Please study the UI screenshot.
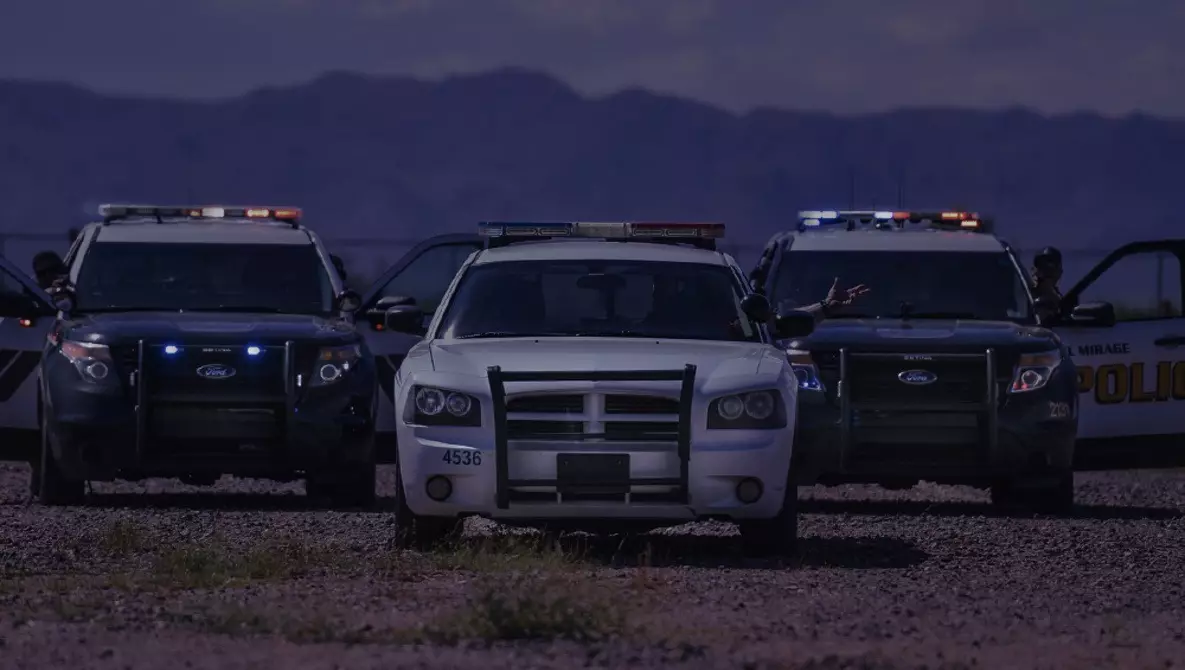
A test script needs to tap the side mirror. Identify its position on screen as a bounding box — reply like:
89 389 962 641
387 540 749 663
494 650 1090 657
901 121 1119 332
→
54 293 75 315
367 296 417 330
335 289 362 313
384 304 425 335
773 309 816 339
740 293 771 323
1067 301 1116 328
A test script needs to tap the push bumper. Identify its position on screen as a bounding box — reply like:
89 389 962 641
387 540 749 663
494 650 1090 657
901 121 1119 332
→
396 365 795 524
793 348 1077 486
46 340 376 481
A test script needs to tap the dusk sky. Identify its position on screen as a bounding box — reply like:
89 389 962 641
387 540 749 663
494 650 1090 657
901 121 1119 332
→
3 0 1183 117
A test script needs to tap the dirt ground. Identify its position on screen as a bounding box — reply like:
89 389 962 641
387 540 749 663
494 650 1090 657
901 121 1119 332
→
2 463 1183 669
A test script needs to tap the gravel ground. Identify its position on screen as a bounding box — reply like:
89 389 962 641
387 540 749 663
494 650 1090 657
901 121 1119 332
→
2 463 1184 669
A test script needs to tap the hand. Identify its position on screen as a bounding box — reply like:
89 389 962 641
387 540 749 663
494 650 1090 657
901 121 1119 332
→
824 277 870 307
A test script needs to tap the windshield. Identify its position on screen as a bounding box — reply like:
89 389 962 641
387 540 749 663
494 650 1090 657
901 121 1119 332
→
436 259 761 342
771 251 1032 321
74 242 335 314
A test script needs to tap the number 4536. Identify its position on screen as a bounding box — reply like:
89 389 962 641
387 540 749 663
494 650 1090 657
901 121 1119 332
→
441 449 482 465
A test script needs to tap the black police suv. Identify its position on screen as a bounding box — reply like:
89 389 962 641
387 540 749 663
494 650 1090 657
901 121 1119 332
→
34 205 378 506
752 210 1114 511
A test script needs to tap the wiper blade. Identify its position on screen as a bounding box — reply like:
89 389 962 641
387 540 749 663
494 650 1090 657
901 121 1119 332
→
573 330 656 338
454 331 566 339
900 312 979 319
75 306 180 313
184 306 293 314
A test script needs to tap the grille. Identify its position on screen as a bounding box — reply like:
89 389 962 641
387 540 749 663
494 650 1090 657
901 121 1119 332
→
604 421 678 441
506 394 583 413
113 343 291 401
605 394 678 414
507 420 583 439
848 357 987 405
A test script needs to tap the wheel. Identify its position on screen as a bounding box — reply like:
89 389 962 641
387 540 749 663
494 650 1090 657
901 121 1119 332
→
738 484 799 558
391 460 462 550
991 471 1074 513
38 413 85 506
305 462 377 508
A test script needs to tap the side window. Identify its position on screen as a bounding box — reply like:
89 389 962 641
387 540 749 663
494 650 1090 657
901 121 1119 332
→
377 243 479 313
1077 250 1182 321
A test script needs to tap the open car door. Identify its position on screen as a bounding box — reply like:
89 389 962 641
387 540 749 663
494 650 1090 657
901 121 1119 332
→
357 234 484 462
0 255 58 461
1053 239 1185 470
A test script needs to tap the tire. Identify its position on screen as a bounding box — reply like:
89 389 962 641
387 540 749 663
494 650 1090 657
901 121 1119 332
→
991 471 1074 513
391 460 462 551
38 413 85 506
305 462 377 509
738 484 799 558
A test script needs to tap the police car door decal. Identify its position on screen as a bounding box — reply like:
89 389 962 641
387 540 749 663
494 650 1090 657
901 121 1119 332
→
1056 243 1185 440
358 236 483 440
0 254 57 439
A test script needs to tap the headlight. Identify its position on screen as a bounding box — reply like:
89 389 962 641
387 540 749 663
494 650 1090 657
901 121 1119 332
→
786 349 825 392
311 343 362 387
59 340 113 383
1009 349 1062 393
707 389 787 429
403 385 482 427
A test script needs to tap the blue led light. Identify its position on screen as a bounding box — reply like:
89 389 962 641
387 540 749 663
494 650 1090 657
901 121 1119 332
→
163 345 179 355
246 346 262 356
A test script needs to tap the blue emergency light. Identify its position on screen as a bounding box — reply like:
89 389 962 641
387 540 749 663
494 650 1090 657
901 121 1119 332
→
478 221 725 250
796 209 991 233
99 204 302 227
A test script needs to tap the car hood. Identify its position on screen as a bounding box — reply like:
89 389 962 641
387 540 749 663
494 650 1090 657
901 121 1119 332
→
64 311 358 346
427 337 785 387
783 318 1058 353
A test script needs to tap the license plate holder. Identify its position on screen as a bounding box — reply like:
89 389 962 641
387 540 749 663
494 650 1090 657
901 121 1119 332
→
556 453 631 495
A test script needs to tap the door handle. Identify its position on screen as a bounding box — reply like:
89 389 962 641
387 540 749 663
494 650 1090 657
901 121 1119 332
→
1154 335 1185 347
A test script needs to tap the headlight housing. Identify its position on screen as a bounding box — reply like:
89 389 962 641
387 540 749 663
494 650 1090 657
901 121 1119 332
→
786 349 825 392
707 389 787 429
311 343 362 387
1009 349 1062 393
403 385 482 427
59 340 113 383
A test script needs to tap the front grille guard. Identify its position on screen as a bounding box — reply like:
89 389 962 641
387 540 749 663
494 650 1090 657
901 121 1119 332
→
486 364 697 510
836 348 998 467
131 339 299 457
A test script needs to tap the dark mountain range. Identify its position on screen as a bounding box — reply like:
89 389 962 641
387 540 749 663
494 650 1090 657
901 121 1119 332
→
0 68 1182 280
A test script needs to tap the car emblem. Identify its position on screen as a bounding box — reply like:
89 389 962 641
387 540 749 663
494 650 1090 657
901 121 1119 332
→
898 369 938 385
196 363 237 380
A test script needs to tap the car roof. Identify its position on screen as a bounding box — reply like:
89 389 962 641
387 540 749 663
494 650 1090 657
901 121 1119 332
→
472 240 732 265
787 229 1006 253
92 222 314 245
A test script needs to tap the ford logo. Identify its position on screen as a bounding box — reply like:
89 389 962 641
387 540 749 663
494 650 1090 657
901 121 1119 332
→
898 369 938 385
196 363 236 380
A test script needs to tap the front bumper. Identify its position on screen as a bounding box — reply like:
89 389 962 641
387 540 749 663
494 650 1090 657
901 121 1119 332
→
793 348 1077 486
396 365 795 523
45 340 377 480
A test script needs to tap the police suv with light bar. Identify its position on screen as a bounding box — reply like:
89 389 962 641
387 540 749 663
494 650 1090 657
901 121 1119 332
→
750 209 1107 511
383 220 815 556
0 204 378 506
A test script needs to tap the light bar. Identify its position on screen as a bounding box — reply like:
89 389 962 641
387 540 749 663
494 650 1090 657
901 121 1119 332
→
796 209 989 233
99 204 302 225
478 221 725 247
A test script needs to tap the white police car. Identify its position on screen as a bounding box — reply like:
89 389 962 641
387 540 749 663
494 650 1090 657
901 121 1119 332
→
384 221 815 555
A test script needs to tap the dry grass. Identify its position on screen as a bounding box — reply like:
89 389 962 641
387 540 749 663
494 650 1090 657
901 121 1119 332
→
423 571 628 643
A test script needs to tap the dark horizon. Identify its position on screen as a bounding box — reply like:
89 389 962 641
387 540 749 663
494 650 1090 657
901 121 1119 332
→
3 0 1184 118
